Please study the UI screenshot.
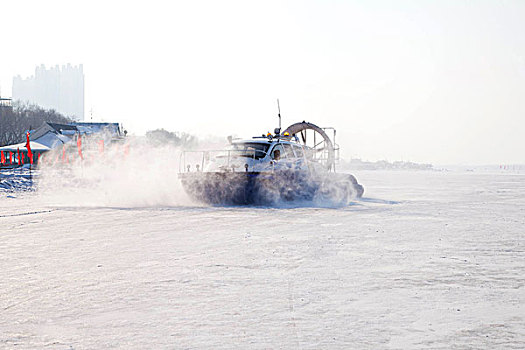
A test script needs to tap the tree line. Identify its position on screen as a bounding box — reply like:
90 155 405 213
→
0 102 73 146
0 101 199 149
145 128 198 148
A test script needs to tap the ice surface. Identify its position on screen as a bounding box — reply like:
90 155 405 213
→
1 170 524 349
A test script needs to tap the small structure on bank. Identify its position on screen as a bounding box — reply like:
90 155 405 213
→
0 121 125 168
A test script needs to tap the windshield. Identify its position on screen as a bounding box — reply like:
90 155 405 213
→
230 142 270 159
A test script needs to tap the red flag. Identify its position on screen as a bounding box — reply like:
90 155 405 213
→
17 148 23 165
98 139 104 154
25 132 33 165
38 153 42 164
62 145 67 163
0 151 5 165
77 134 83 160
9 151 13 165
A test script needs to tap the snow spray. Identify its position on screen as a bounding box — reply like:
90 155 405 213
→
36 134 196 207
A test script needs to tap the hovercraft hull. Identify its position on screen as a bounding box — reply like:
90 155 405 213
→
179 171 363 205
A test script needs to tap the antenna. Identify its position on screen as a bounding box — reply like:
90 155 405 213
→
277 99 281 131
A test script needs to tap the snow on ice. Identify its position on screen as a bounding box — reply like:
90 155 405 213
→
1 168 524 349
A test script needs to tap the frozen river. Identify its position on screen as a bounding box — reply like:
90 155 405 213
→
1 170 524 349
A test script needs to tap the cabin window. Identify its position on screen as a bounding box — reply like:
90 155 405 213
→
282 144 295 158
293 145 304 158
271 144 285 160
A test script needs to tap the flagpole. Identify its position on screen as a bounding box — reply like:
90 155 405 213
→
77 132 84 178
25 131 33 185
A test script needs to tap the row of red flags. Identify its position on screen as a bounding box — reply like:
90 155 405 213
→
0 132 129 167
0 132 34 166
0 148 34 166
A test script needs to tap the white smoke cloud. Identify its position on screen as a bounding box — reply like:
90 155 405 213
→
36 135 194 208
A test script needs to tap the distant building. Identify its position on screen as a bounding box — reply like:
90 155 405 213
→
12 64 84 120
29 121 124 150
0 96 13 122
0 96 12 110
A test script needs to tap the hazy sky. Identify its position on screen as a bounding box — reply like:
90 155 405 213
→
1 0 524 164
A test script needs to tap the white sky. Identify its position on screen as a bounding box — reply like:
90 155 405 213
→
1 0 524 164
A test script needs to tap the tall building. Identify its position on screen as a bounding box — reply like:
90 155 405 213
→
12 64 84 120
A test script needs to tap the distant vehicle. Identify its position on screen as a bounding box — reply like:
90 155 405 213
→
179 121 364 205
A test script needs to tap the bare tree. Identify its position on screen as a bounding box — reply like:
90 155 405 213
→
0 101 73 146
145 128 197 149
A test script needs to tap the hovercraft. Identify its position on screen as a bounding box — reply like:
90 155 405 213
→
178 121 364 205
